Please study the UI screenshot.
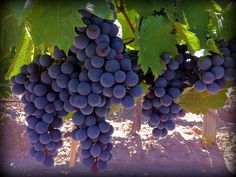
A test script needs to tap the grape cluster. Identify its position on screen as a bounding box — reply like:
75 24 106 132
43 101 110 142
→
134 38 236 138
67 9 143 170
141 53 186 138
11 49 68 167
194 38 236 94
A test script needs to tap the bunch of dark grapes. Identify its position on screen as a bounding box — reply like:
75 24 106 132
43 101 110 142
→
141 53 186 138
193 38 236 94
67 9 143 171
11 48 68 167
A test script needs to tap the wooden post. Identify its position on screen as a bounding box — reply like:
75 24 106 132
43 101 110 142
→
202 109 217 144
130 99 142 134
69 140 78 167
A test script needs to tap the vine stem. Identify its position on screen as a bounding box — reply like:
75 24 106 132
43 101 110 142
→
124 38 135 45
0 99 21 102
115 0 135 34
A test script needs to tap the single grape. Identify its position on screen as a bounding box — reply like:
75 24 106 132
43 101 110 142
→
91 55 105 68
80 105 94 115
99 22 111 35
95 34 110 44
77 82 91 96
211 66 224 80
197 57 212 70
87 126 100 139
167 87 181 99
88 93 102 107
114 70 126 83
129 85 144 98
168 59 179 70
111 40 124 53
120 57 131 71
96 43 110 57
124 71 139 87
88 67 103 82
161 53 171 64
152 128 162 137
122 95 135 110
105 60 120 73
85 42 96 57
39 55 52 67
194 81 207 92
53 46 65 60
100 73 115 87
154 87 165 97
202 72 215 84
81 139 92 149
90 144 102 157
212 55 224 66
160 95 172 106
74 34 89 49
165 120 175 131
113 85 126 99
207 82 219 94
61 62 75 75
75 129 87 141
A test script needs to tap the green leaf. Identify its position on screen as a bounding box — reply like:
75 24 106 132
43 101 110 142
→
87 0 113 20
190 28 208 49
6 31 34 80
0 4 24 58
217 5 236 41
0 4 24 93
5 0 32 24
206 38 220 54
125 0 175 19
136 16 177 77
212 1 222 12
179 87 228 115
0 48 16 98
214 0 231 9
176 0 212 30
28 0 112 52
174 22 201 53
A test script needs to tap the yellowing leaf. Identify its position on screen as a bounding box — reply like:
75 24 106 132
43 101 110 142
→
179 87 228 115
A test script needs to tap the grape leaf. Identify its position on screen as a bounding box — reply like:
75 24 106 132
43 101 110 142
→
0 3 25 96
0 5 24 59
179 87 228 115
214 0 231 9
206 38 220 54
5 0 32 24
175 0 212 29
174 22 201 53
136 16 177 77
189 28 208 49
28 0 112 51
0 48 16 98
85 0 114 20
125 0 175 20
217 4 236 41
6 31 34 80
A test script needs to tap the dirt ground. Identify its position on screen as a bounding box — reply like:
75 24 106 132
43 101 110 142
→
0 95 235 177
